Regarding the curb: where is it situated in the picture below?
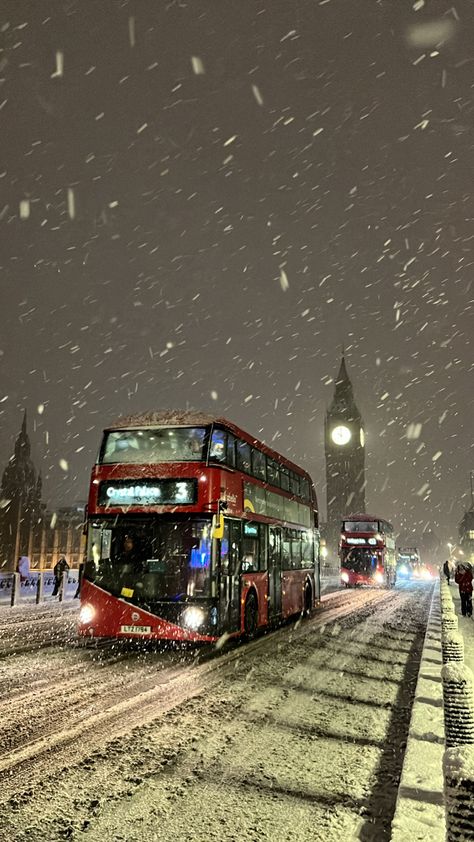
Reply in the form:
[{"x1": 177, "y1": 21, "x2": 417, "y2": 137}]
[{"x1": 390, "y1": 583, "x2": 445, "y2": 841}]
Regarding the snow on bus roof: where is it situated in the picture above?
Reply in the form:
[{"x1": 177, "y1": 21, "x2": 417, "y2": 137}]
[
  {"x1": 345, "y1": 513, "x2": 380, "y2": 521},
  {"x1": 106, "y1": 410, "x2": 218, "y2": 429},
  {"x1": 105, "y1": 410, "x2": 313, "y2": 479}
]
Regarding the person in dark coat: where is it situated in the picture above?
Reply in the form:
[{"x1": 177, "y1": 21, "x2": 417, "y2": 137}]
[
  {"x1": 454, "y1": 563, "x2": 473, "y2": 618},
  {"x1": 52, "y1": 555, "x2": 70, "y2": 597},
  {"x1": 443, "y1": 559, "x2": 451, "y2": 584}
]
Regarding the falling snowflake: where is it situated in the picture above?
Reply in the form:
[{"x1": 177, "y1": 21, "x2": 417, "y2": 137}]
[{"x1": 279, "y1": 269, "x2": 289, "y2": 292}]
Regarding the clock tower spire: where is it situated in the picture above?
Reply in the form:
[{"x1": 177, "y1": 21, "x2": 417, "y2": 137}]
[{"x1": 324, "y1": 354, "x2": 366, "y2": 554}]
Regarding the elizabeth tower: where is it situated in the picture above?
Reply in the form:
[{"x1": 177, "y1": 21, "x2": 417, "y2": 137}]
[{"x1": 325, "y1": 355, "x2": 366, "y2": 553}]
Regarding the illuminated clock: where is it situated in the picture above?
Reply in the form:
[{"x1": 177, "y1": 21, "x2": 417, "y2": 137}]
[
  {"x1": 331, "y1": 425, "x2": 351, "y2": 446},
  {"x1": 360, "y1": 428, "x2": 365, "y2": 447}
]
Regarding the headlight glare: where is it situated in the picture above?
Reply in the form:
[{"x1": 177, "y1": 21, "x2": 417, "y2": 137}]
[
  {"x1": 79, "y1": 604, "x2": 95, "y2": 625},
  {"x1": 182, "y1": 606, "x2": 205, "y2": 630}
]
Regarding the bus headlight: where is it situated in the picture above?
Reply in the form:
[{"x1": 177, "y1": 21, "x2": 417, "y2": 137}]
[
  {"x1": 341, "y1": 571, "x2": 349, "y2": 583},
  {"x1": 182, "y1": 606, "x2": 206, "y2": 630},
  {"x1": 79, "y1": 604, "x2": 95, "y2": 625},
  {"x1": 374, "y1": 571, "x2": 384, "y2": 585}
]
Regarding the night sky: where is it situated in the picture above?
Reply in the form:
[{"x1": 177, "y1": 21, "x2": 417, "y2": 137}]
[{"x1": 0, "y1": 0, "x2": 472, "y2": 547}]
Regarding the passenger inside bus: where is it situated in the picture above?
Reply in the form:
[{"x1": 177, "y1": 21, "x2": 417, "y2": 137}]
[
  {"x1": 344, "y1": 548, "x2": 377, "y2": 574},
  {"x1": 116, "y1": 533, "x2": 146, "y2": 589}
]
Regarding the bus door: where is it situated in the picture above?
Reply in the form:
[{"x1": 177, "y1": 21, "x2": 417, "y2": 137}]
[
  {"x1": 268, "y1": 526, "x2": 282, "y2": 619},
  {"x1": 218, "y1": 520, "x2": 241, "y2": 634}
]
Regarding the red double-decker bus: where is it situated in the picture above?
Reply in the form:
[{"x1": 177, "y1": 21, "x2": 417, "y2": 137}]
[
  {"x1": 339, "y1": 514, "x2": 396, "y2": 588},
  {"x1": 78, "y1": 411, "x2": 320, "y2": 642}
]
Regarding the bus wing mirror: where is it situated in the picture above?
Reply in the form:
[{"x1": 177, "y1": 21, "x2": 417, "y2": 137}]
[{"x1": 211, "y1": 513, "x2": 224, "y2": 540}]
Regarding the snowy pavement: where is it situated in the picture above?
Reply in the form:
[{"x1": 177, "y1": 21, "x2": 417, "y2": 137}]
[
  {"x1": 0, "y1": 583, "x2": 433, "y2": 842},
  {"x1": 451, "y1": 585, "x2": 474, "y2": 676},
  {"x1": 390, "y1": 582, "x2": 445, "y2": 842}
]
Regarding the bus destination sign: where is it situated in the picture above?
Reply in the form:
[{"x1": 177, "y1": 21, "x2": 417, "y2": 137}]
[{"x1": 98, "y1": 479, "x2": 197, "y2": 507}]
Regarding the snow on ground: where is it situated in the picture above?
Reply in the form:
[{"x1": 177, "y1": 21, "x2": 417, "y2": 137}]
[
  {"x1": 390, "y1": 583, "x2": 445, "y2": 842},
  {"x1": 0, "y1": 584, "x2": 433, "y2": 842}
]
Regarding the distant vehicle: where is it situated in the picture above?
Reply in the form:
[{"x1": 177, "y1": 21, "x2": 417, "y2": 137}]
[
  {"x1": 397, "y1": 548, "x2": 420, "y2": 578},
  {"x1": 397, "y1": 548, "x2": 435, "y2": 581},
  {"x1": 78, "y1": 411, "x2": 320, "y2": 642},
  {"x1": 339, "y1": 514, "x2": 396, "y2": 588}
]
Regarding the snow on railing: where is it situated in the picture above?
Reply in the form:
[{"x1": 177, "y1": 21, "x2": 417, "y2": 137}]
[
  {"x1": 441, "y1": 663, "x2": 474, "y2": 748},
  {"x1": 0, "y1": 570, "x2": 80, "y2": 606},
  {"x1": 444, "y1": 745, "x2": 474, "y2": 842},
  {"x1": 442, "y1": 629, "x2": 465, "y2": 665},
  {"x1": 440, "y1": 584, "x2": 474, "y2": 839}
]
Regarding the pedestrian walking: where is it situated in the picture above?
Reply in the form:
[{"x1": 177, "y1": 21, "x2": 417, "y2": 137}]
[
  {"x1": 16, "y1": 556, "x2": 30, "y2": 584},
  {"x1": 443, "y1": 559, "x2": 451, "y2": 585},
  {"x1": 454, "y1": 563, "x2": 473, "y2": 618},
  {"x1": 52, "y1": 555, "x2": 70, "y2": 597}
]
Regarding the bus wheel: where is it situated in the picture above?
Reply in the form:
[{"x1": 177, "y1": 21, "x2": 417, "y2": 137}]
[
  {"x1": 244, "y1": 593, "x2": 258, "y2": 639},
  {"x1": 304, "y1": 583, "x2": 313, "y2": 616}
]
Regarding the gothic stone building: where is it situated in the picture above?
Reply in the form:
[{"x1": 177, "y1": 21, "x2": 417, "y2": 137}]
[{"x1": 0, "y1": 413, "x2": 84, "y2": 571}]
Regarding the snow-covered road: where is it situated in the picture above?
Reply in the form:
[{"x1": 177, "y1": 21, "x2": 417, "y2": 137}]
[{"x1": 0, "y1": 583, "x2": 433, "y2": 842}]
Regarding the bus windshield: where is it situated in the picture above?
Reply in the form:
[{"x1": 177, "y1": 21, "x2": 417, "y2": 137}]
[
  {"x1": 100, "y1": 427, "x2": 207, "y2": 464},
  {"x1": 341, "y1": 548, "x2": 377, "y2": 573},
  {"x1": 343, "y1": 520, "x2": 379, "y2": 533},
  {"x1": 84, "y1": 517, "x2": 212, "y2": 601}
]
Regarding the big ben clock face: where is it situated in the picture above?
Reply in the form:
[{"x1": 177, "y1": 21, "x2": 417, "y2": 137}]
[
  {"x1": 331, "y1": 424, "x2": 351, "y2": 446},
  {"x1": 360, "y1": 428, "x2": 365, "y2": 447}
]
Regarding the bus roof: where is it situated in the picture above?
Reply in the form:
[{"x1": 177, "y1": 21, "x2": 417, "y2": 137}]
[
  {"x1": 104, "y1": 410, "x2": 313, "y2": 481},
  {"x1": 345, "y1": 513, "x2": 380, "y2": 521}
]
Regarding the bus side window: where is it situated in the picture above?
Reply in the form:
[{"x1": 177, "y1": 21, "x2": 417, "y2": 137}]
[
  {"x1": 242, "y1": 522, "x2": 261, "y2": 572},
  {"x1": 290, "y1": 531, "x2": 302, "y2": 569},
  {"x1": 302, "y1": 531, "x2": 314, "y2": 568},
  {"x1": 226, "y1": 433, "x2": 236, "y2": 468},
  {"x1": 236, "y1": 440, "x2": 251, "y2": 473},
  {"x1": 280, "y1": 468, "x2": 290, "y2": 492},
  {"x1": 266, "y1": 458, "x2": 280, "y2": 488},
  {"x1": 282, "y1": 528, "x2": 291, "y2": 568},
  {"x1": 220, "y1": 523, "x2": 230, "y2": 573},
  {"x1": 289, "y1": 473, "x2": 300, "y2": 497},
  {"x1": 210, "y1": 429, "x2": 226, "y2": 462},
  {"x1": 251, "y1": 448, "x2": 266, "y2": 481}
]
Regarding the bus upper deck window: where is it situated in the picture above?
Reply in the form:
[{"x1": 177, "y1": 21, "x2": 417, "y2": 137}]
[
  {"x1": 226, "y1": 433, "x2": 236, "y2": 467},
  {"x1": 236, "y1": 440, "x2": 251, "y2": 473},
  {"x1": 210, "y1": 429, "x2": 226, "y2": 462},
  {"x1": 280, "y1": 468, "x2": 290, "y2": 492}
]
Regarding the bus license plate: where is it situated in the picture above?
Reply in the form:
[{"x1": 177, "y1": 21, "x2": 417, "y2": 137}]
[{"x1": 120, "y1": 625, "x2": 151, "y2": 634}]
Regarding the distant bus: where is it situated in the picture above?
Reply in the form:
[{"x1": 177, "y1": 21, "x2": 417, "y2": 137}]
[
  {"x1": 397, "y1": 547, "x2": 435, "y2": 581},
  {"x1": 397, "y1": 547, "x2": 421, "y2": 578},
  {"x1": 79, "y1": 411, "x2": 320, "y2": 642},
  {"x1": 339, "y1": 514, "x2": 396, "y2": 588}
]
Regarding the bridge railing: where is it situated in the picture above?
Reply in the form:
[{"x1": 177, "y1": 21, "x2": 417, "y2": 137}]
[
  {"x1": 0, "y1": 570, "x2": 80, "y2": 606},
  {"x1": 440, "y1": 579, "x2": 474, "y2": 841}
]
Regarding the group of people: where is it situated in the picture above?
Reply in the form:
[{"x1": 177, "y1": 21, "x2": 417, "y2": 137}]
[{"x1": 443, "y1": 558, "x2": 473, "y2": 618}]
